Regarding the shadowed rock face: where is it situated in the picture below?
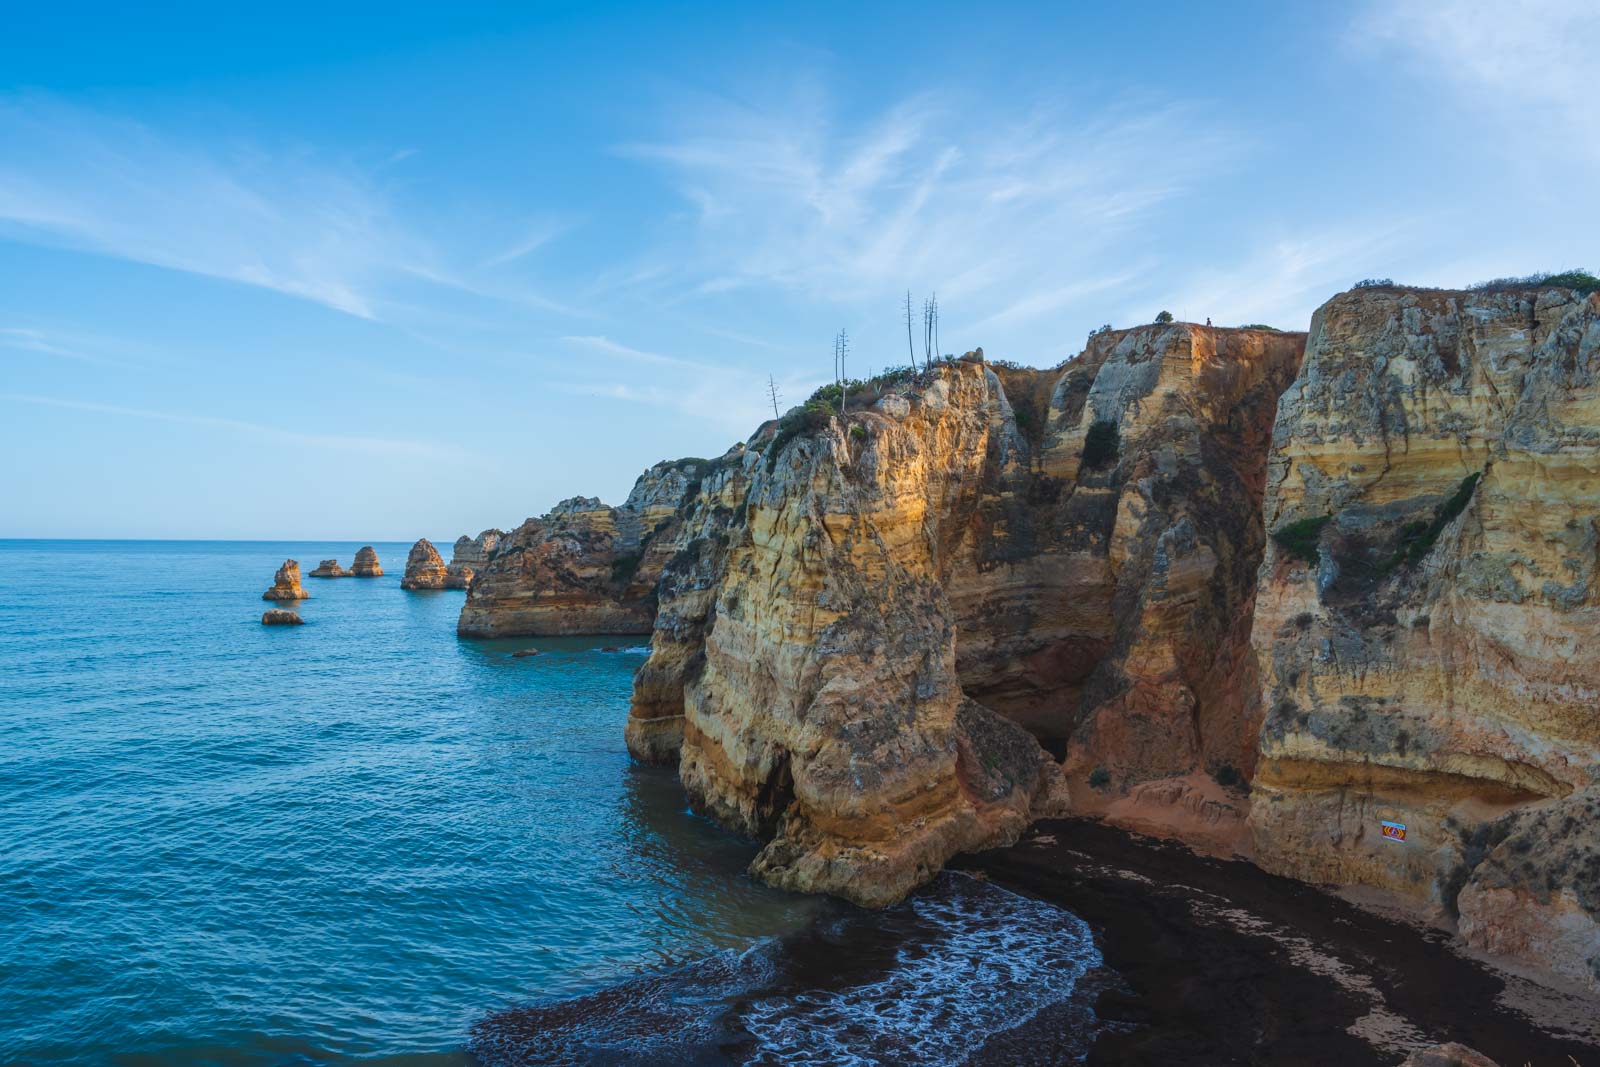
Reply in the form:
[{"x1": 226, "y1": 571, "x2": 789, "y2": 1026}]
[
  {"x1": 1247, "y1": 287, "x2": 1600, "y2": 988},
  {"x1": 445, "y1": 529, "x2": 501, "y2": 589},
  {"x1": 455, "y1": 460, "x2": 702, "y2": 637},
  {"x1": 350, "y1": 546, "x2": 383, "y2": 577},
  {"x1": 625, "y1": 325, "x2": 1304, "y2": 906},
  {"x1": 262, "y1": 559, "x2": 308, "y2": 601},
  {"x1": 400, "y1": 539, "x2": 448, "y2": 590}
]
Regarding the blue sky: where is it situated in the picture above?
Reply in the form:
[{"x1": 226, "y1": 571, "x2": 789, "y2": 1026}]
[{"x1": 3, "y1": 1, "x2": 1596, "y2": 539}]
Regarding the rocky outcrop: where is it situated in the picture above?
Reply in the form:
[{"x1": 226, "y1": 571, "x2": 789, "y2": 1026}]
[
  {"x1": 1246, "y1": 285, "x2": 1600, "y2": 988},
  {"x1": 308, "y1": 559, "x2": 350, "y2": 578},
  {"x1": 262, "y1": 560, "x2": 308, "y2": 601},
  {"x1": 400, "y1": 539, "x2": 449, "y2": 590},
  {"x1": 445, "y1": 529, "x2": 502, "y2": 589},
  {"x1": 456, "y1": 460, "x2": 702, "y2": 637},
  {"x1": 261, "y1": 609, "x2": 304, "y2": 625},
  {"x1": 1399, "y1": 1044, "x2": 1501, "y2": 1067},
  {"x1": 350, "y1": 546, "x2": 383, "y2": 577},
  {"x1": 626, "y1": 326, "x2": 1303, "y2": 905}
]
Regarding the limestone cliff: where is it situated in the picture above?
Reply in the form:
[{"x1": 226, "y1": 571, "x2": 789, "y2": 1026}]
[
  {"x1": 308, "y1": 559, "x2": 350, "y2": 578},
  {"x1": 350, "y1": 546, "x2": 383, "y2": 577},
  {"x1": 626, "y1": 325, "x2": 1304, "y2": 905},
  {"x1": 456, "y1": 460, "x2": 701, "y2": 637},
  {"x1": 262, "y1": 559, "x2": 308, "y2": 601},
  {"x1": 445, "y1": 529, "x2": 502, "y2": 589},
  {"x1": 400, "y1": 539, "x2": 449, "y2": 590},
  {"x1": 1247, "y1": 285, "x2": 1600, "y2": 989}
]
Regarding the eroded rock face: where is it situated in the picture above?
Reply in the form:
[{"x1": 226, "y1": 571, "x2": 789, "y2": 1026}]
[
  {"x1": 308, "y1": 559, "x2": 350, "y2": 578},
  {"x1": 350, "y1": 546, "x2": 383, "y2": 577},
  {"x1": 456, "y1": 460, "x2": 702, "y2": 637},
  {"x1": 1246, "y1": 287, "x2": 1600, "y2": 983},
  {"x1": 627, "y1": 326, "x2": 1302, "y2": 905},
  {"x1": 445, "y1": 529, "x2": 502, "y2": 589},
  {"x1": 400, "y1": 539, "x2": 449, "y2": 590},
  {"x1": 262, "y1": 560, "x2": 308, "y2": 601},
  {"x1": 261, "y1": 609, "x2": 304, "y2": 625}
]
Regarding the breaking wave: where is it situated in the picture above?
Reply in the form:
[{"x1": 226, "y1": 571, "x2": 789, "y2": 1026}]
[{"x1": 471, "y1": 873, "x2": 1105, "y2": 1066}]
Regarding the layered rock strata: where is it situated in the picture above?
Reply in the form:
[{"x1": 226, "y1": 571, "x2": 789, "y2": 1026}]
[
  {"x1": 400, "y1": 539, "x2": 449, "y2": 590},
  {"x1": 456, "y1": 460, "x2": 701, "y2": 637},
  {"x1": 262, "y1": 560, "x2": 309, "y2": 601},
  {"x1": 445, "y1": 529, "x2": 502, "y2": 589},
  {"x1": 1246, "y1": 286, "x2": 1600, "y2": 989},
  {"x1": 626, "y1": 326, "x2": 1304, "y2": 905},
  {"x1": 308, "y1": 559, "x2": 350, "y2": 578},
  {"x1": 350, "y1": 546, "x2": 383, "y2": 577}
]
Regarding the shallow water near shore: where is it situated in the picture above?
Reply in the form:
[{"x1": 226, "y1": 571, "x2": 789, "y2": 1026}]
[{"x1": 1, "y1": 539, "x2": 1108, "y2": 1066}]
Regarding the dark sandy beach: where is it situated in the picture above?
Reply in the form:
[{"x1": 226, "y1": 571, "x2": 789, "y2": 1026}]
[{"x1": 957, "y1": 819, "x2": 1600, "y2": 1066}]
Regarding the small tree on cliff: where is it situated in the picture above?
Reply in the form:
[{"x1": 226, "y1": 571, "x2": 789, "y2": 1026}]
[
  {"x1": 1155, "y1": 310, "x2": 1174, "y2": 324},
  {"x1": 767, "y1": 374, "x2": 783, "y2": 420}
]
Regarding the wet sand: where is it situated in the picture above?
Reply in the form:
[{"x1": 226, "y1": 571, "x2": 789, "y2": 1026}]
[{"x1": 955, "y1": 818, "x2": 1600, "y2": 1066}]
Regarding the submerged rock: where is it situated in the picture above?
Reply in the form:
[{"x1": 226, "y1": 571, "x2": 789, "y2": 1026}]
[
  {"x1": 350, "y1": 546, "x2": 383, "y2": 577},
  {"x1": 261, "y1": 609, "x2": 304, "y2": 625},
  {"x1": 511, "y1": 648, "x2": 541, "y2": 658},
  {"x1": 399, "y1": 539, "x2": 448, "y2": 590},
  {"x1": 261, "y1": 560, "x2": 309, "y2": 601},
  {"x1": 307, "y1": 559, "x2": 351, "y2": 578}
]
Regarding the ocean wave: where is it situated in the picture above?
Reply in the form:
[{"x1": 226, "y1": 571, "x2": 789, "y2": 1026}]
[{"x1": 470, "y1": 873, "x2": 1103, "y2": 1066}]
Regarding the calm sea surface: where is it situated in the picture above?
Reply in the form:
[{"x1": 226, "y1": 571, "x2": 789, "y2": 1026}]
[
  {"x1": 0, "y1": 539, "x2": 1103, "y2": 1066},
  {"x1": 0, "y1": 540, "x2": 827, "y2": 1065}
]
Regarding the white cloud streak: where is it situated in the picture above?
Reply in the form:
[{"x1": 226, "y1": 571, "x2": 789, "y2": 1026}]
[
  {"x1": 616, "y1": 86, "x2": 1245, "y2": 332},
  {"x1": 7, "y1": 393, "x2": 473, "y2": 460}
]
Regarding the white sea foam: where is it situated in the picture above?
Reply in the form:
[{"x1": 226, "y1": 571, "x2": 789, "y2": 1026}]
[{"x1": 737, "y1": 876, "x2": 1101, "y2": 1066}]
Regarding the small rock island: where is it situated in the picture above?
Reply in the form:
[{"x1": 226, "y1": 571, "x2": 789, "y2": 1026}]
[
  {"x1": 350, "y1": 546, "x2": 383, "y2": 577},
  {"x1": 399, "y1": 539, "x2": 449, "y2": 590},
  {"x1": 308, "y1": 559, "x2": 351, "y2": 578},
  {"x1": 261, "y1": 609, "x2": 304, "y2": 625},
  {"x1": 261, "y1": 560, "x2": 309, "y2": 601}
]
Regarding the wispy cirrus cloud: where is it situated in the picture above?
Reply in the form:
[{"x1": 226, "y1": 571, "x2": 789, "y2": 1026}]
[
  {"x1": 614, "y1": 84, "x2": 1245, "y2": 331},
  {"x1": 7, "y1": 393, "x2": 473, "y2": 460},
  {"x1": 1355, "y1": 0, "x2": 1600, "y2": 159}
]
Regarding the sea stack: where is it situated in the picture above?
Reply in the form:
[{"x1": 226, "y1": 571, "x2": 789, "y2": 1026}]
[
  {"x1": 261, "y1": 560, "x2": 309, "y2": 601},
  {"x1": 308, "y1": 559, "x2": 351, "y2": 578},
  {"x1": 400, "y1": 539, "x2": 449, "y2": 590},
  {"x1": 445, "y1": 529, "x2": 502, "y2": 589},
  {"x1": 261, "y1": 609, "x2": 304, "y2": 625},
  {"x1": 350, "y1": 546, "x2": 383, "y2": 577}
]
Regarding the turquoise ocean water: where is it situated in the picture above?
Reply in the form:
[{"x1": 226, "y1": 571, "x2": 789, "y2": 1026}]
[
  {"x1": 0, "y1": 540, "x2": 827, "y2": 1065},
  {"x1": 0, "y1": 539, "x2": 1104, "y2": 1066}
]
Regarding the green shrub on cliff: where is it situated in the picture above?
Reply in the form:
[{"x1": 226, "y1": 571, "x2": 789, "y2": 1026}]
[
  {"x1": 765, "y1": 402, "x2": 834, "y2": 472},
  {"x1": 1470, "y1": 269, "x2": 1600, "y2": 295},
  {"x1": 1088, "y1": 767, "x2": 1111, "y2": 790},
  {"x1": 1081, "y1": 419, "x2": 1120, "y2": 469},
  {"x1": 1154, "y1": 310, "x2": 1173, "y2": 324},
  {"x1": 1239, "y1": 323, "x2": 1279, "y2": 331},
  {"x1": 1271, "y1": 515, "x2": 1331, "y2": 565},
  {"x1": 1388, "y1": 471, "x2": 1482, "y2": 570}
]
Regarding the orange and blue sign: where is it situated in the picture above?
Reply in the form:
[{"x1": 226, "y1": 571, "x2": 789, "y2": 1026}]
[{"x1": 1380, "y1": 820, "x2": 1406, "y2": 842}]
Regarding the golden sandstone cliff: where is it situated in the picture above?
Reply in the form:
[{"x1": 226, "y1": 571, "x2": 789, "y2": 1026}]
[
  {"x1": 460, "y1": 279, "x2": 1600, "y2": 990},
  {"x1": 400, "y1": 538, "x2": 450, "y2": 590},
  {"x1": 623, "y1": 324, "x2": 1304, "y2": 906},
  {"x1": 456, "y1": 460, "x2": 702, "y2": 637},
  {"x1": 446, "y1": 529, "x2": 501, "y2": 589},
  {"x1": 1248, "y1": 285, "x2": 1600, "y2": 990}
]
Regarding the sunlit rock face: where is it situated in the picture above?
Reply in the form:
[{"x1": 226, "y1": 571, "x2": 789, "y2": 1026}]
[
  {"x1": 350, "y1": 546, "x2": 383, "y2": 577},
  {"x1": 444, "y1": 530, "x2": 502, "y2": 589},
  {"x1": 1246, "y1": 286, "x2": 1600, "y2": 986},
  {"x1": 262, "y1": 559, "x2": 309, "y2": 601},
  {"x1": 455, "y1": 460, "x2": 702, "y2": 638},
  {"x1": 400, "y1": 539, "x2": 449, "y2": 590},
  {"x1": 626, "y1": 325, "x2": 1304, "y2": 906}
]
